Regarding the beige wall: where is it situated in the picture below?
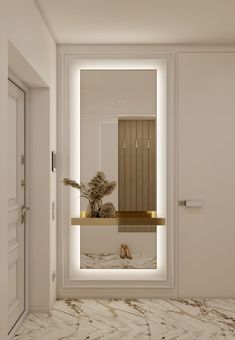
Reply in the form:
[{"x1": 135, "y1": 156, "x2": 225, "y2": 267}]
[
  {"x1": 0, "y1": 0, "x2": 56, "y2": 337},
  {"x1": 178, "y1": 53, "x2": 235, "y2": 297},
  {"x1": 59, "y1": 45, "x2": 235, "y2": 298},
  {"x1": 0, "y1": 24, "x2": 9, "y2": 339}
]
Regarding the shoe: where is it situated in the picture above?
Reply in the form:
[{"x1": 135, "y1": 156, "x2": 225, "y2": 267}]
[
  {"x1": 124, "y1": 244, "x2": 132, "y2": 259},
  {"x1": 120, "y1": 244, "x2": 126, "y2": 259}
]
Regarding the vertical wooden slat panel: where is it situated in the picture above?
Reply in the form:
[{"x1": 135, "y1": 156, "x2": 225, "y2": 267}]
[
  {"x1": 119, "y1": 118, "x2": 157, "y2": 233},
  {"x1": 142, "y1": 120, "x2": 149, "y2": 210},
  {"x1": 118, "y1": 120, "x2": 125, "y2": 210},
  {"x1": 124, "y1": 120, "x2": 131, "y2": 210},
  {"x1": 136, "y1": 120, "x2": 143, "y2": 211},
  {"x1": 130, "y1": 120, "x2": 137, "y2": 211},
  {"x1": 148, "y1": 120, "x2": 156, "y2": 210}
]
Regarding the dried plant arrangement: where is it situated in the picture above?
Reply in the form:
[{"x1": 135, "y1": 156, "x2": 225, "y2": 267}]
[
  {"x1": 99, "y1": 202, "x2": 116, "y2": 218},
  {"x1": 64, "y1": 171, "x2": 116, "y2": 217}
]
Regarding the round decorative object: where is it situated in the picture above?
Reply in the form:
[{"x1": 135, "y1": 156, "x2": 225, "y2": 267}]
[{"x1": 99, "y1": 202, "x2": 116, "y2": 218}]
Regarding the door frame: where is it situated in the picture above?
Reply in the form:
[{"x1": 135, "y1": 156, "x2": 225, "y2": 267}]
[{"x1": 8, "y1": 71, "x2": 30, "y2": 339}]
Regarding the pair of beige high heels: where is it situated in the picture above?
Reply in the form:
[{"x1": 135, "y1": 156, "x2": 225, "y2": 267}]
[{"x1": 120, "y1": 244, "x2": 132, "y2": 259}]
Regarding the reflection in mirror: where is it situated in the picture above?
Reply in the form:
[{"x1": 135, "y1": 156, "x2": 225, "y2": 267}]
[{"x1": 79, "y1": 70, "x2": 157, "y2": 269}]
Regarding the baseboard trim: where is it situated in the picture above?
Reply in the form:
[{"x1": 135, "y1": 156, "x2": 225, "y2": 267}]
[
  {"x1": 8, "y1": 310, "x2": 28, "y2": 340},
  {"x1": 29, "y1": 306, "x2": 51, "y2": 314},
  {"x1": 57, "y1": 287, "x2": 179, "y2": 299}
]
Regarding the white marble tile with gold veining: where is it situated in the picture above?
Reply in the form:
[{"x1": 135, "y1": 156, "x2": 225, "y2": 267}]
[
  {"x1": 80, "y1": 252, "x2": 156, "y2": 269},
  {"x1": 14, "y1": 306, "x2": 79, "y2": 340},
  {"x1": 145, "y1": 299, "x2": 235, "y2": 339},
  {"x1": 14, "y1": 299, "x2": 235, "y2": 340}
]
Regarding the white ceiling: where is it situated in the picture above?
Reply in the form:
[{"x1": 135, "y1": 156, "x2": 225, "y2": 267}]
[{"x1": 35, "y1": 0, "x2": 235, "y2": 45}]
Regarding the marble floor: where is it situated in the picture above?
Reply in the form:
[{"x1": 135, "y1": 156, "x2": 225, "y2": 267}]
[
  {"x1": 80, "y1": 253, "x2": 156, "y2": 269},
  {"x1": 14, "y1": 299, "x2": 235, "y2": 339}
]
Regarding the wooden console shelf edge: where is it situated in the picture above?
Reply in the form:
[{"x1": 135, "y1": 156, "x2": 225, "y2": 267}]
[{"x1": 71, "y1": 211, "x2": 166, "y2": 226}]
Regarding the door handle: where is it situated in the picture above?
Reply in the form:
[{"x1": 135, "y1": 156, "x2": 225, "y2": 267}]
[
  {"x1": 21, "y1": 206, "x2": 30, "y2": 224},
  {"x1": 21, "y1": 179, "x2": 26, "y2": 187},
  {"x1": 179, "y1": 200, "x2": 203, "y2": 207}
]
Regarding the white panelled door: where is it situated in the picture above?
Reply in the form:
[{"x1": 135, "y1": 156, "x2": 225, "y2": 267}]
[
  {"x1": 8, "y1": 80, "x2": 25, "y2": 332},
  {"x1": 179, "y1": 53, "x2": 235, "y2": 297}
]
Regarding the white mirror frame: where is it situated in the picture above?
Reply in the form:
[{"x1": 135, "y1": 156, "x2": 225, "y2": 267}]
[{"x1": 57, "y1": 46, "x2": 177, "y2": 298}]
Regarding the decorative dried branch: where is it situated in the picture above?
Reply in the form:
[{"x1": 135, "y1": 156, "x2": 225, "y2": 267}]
[
  {"x1": 64, "y1": 178, "x2": 90, "y2": 199},
  {"x1": 64, "y1": 178, "x2": 81, "y2": 189},
  {"x1": 64, "y1": 172, "x2": 116, "y2": 217},
  {"x1": 87, "y1": 171, "x2": 116, "y2": 202}
]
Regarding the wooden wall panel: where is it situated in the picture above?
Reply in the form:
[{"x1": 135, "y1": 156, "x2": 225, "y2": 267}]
[
  {"x1": 130, "y1": 120, "x2": 137, "y2": 211},
  {"x1": 118, "y1": 119, "x2": 156, "y2": 232},
  {"x1": 136, "y1": 120, "x2": 143, "y2": 211},
  {"x1": 148, "y1": 120, "x2": 156, "y2": 210},
  {"x1": 142, "y1": 120, "x2": 149, "y2": 211},
  {"x1": 118, "y1": 120, "x2": 125, "y2": 210},
  {"x1": 124, "y1": 120, "x2": 131, "y2": 211}
]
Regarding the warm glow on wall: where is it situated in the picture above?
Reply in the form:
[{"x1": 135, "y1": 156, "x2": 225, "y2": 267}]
[{"x1": 69, "y1": 59, "x2": 168, "y2": 281}]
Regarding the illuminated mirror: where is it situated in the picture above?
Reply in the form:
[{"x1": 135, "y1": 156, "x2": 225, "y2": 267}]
[
  {"x1": 78, "y1": 69, "x2": 158, "y2": 269},
  {"x1": 67, "y1": 58, "x2": 168, "y2": 279}
]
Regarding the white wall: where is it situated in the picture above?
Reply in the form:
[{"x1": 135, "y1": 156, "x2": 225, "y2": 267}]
[
  {"x1": 0, "y1": 19, "x2": 9, "y2": 339},
  {"x1": 178, "y1": 53, "x2": 235, "y2": 297},
  {"x1": 0, "y1": 0, "x2": 56, "y2": 337},
  {"x1": 58, "y1": 45, "x2": 235, "y2": 299},
  {"x1": 29, "y1": 88, "x2": 51, "y2": 309}
]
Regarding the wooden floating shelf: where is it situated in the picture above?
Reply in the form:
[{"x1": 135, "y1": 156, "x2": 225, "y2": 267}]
[{"x1": 71, "y1": 211, "x2": 166, "y2": 226}]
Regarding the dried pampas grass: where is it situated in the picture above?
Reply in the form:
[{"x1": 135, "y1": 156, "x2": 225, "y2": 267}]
[{"x1": 63, "y1": 172, "x2": 116, "y2": 217}]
